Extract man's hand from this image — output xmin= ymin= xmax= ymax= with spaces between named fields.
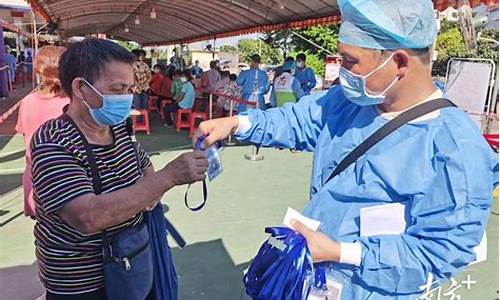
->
xmin=162 ymin=150 xmax=208 ymax=185
xmin=291 ymin=219 xmax=341 ymax=263
xmin=192 ymin=116 xmax=239 ymax=148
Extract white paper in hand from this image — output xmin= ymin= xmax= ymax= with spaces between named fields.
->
xmin=283 ymin=207 xmax=320 ymax=231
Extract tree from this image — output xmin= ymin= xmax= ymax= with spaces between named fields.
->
xmin=432 ymin=20 xmax=499 ymax=76
xmin=264 ymin=25 xmax=340 ymax=76
xmin=237 ymin=39 xmax=282 ymax=65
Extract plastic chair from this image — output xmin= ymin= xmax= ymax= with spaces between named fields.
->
xmin=160 ymin=98 xmax=173 ymax=119
xmin=189 ymin=111 xmax=208 ymax=137
xmin=130 ymin=109 xmax=151 ymax=135
xmin=176 ymin=109 xmax=192 ymax=132
xmin=148 ymin=96 xmax=159 ymax=113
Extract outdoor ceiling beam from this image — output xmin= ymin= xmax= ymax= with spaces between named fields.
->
xmin=41 ymin=0 xmax=259 ymax=27
xmin=104 ymin=0 xmax=238 ymax=37
xmin=175 ymin=0 xmax=263 ymax=25
xmin=143 ymin=15 xmax=341 ymax=46
xmin=67 ymin=21 xmax=191 ymax=42
xmin=60 ymin=10 xmax=214 ymax=34
xmin=102 ymin=0 xmax=150 ymax=34
xmin=226 ymin=0 xmax=289 ymax=20
xmin=150 ymin=2 xmax=239 ymax=29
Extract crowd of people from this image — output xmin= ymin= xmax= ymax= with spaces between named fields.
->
xmin=3 ymin=45 xmax=33 ymax=89
xmin=123 ymin=48 xmax=319 ymax=126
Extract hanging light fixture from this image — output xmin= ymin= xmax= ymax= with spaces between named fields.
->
xmin=150 ymin=7 xmax=157 ymax=19
xmin=276 ymin=0 xmax=285 ymax=9
xmin=135 ymin=15 xmax=140 ymax=25
xmin=124 ymin=26 xmax=129 ymax=33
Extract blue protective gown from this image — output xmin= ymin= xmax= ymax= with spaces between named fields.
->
xmin=235 ymin=86 xmax=499 ymax=299
xmin=294 ymin=67 xmax=316 ymax=95
xmin=236 ymin=68 xmax=270 ymax=111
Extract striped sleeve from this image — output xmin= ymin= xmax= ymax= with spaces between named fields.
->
xmin=136 ymin=143 xmax=152 ymax=170
xmin=32 ymin=143 xmax=94 ymax=215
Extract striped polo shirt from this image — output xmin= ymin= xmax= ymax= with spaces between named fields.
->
xmin=30 ymin=117 xmax=151 ymax=295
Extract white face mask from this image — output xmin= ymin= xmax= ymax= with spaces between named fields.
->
xmin=180 ymin=77 xmax=188 ymax=83
xmin=339 ymin=53 xmax=398 ymax=106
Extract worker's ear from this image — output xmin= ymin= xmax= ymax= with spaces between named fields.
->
xmin=71 ymin=77 xmax=86 ymax=101
xmin=392 ymin=50 xmax=410 ymax=79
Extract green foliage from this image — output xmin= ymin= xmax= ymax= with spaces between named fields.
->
xmin=265 ymin=25 xmax=339 ymax=57
xmin=432 ymin=20 xmax=468 ymax=75
xmin=113 ymin=40 xmax=137 ymax=52
xmin=432 ymin=20 xmax=499 ymax=76
xmin=237 ymin=39 xmax=282 ymax=65
xmin=476 ymin=29 xmax=499 ymax=62
xmin=264 ymin=25 xmax=340 ymax=76
xmin=297 ymin=25 xmax=340 ymax=56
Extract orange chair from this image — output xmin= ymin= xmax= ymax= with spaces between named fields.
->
xmin=189 ymin=111 xmax=209 ymax=137
xmin=175 ymin=109 xmax=192 ymax=132
xmin=160 ymin=99 xmax=173 ymax=119
xmin=148 ymin=96 xmax=159 ymax=113
xmin=130 ymin=109 xmax=151 ymax=135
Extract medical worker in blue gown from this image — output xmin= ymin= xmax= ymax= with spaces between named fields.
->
xmin=294 ymin=53 xmax=317 ymax=95
xmin=236 ymin=54 xmax=270 ymax=111
xmin=194 ymin=0 xmax=499 ymax=299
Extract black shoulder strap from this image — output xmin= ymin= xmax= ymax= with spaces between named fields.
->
xmin=59 ymin=114 xmax=103 ymax=194
xmin=326 ymin=98 xmax=456 ymax=183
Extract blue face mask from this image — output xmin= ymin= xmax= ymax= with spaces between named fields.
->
xmin=339 ymin=53 xmax=398 ymax=106
xmin=81 ymin=79 xmax=133 ymax=126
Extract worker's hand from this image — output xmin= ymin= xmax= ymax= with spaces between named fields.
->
xmin=291 ymin=219 xmax=341 ymax=263
xmin=193 ymin=116 xmax=239 ymax=148
xmin=162 ymin=150 xmax=208 ymax=185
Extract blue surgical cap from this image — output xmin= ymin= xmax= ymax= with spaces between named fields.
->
xmin=338 ymin=0 xmax=437 ymax=50
xmin=282 ymin=60 xmax=296 ymax=72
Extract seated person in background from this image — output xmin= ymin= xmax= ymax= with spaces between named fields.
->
xmin=163 ymin=70 xmax=195 ymax=127
xmin=270 ymin=60 xmax=305 ymax=107
xmin=171 ymin=69 xmax=183 ymax=100
xmin=215 ymin=73 xmax=241 ymax=117
xmin=149 ymin=64 xmax=164 ymax=98
xmin=159 ymin=73 xmax=173 ymax=99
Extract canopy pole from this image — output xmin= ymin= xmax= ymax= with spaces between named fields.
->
xmin=283 ymin=29 xmax=289 ymax=59
xmin=0 ymin=25 xmax=9 ymax=98
xmin=31 ymin=11 xmax=38 ymax=88
xmin=180 ymin=43 xmax=184 ymax=71
xmin=212 ymin=36 xmax=216 ymax=60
